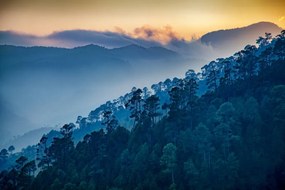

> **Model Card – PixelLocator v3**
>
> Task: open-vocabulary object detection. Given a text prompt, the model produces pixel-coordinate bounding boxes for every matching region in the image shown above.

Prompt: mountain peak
[118,44,146,50]
[200,21,283,57]
[203,22,282,37]
[74,44,106,50]
[247,21,281,28]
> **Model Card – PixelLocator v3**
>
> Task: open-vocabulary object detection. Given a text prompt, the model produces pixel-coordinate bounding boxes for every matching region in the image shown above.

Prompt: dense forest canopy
[0,31,285,190]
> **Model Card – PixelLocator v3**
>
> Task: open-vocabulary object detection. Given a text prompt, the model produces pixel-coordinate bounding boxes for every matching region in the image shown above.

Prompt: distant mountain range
[0,44,187,148]
[0,44,184,79]
[0,22,282,58]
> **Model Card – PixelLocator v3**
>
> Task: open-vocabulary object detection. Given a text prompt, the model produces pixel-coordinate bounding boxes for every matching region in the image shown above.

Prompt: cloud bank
[0,27,177,49]
[133,25,183,44]
[0,26,213,60]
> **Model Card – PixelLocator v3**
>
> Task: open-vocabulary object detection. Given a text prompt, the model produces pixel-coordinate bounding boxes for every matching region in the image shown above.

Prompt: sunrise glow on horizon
[0,0,285,41]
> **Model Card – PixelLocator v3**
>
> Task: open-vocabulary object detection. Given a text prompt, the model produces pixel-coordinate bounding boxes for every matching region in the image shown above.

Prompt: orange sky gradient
[0,0,284,41]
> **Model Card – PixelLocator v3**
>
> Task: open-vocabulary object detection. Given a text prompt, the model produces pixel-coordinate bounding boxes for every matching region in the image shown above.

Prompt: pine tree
[143,95,161,126]
[126,88,144,126]
[49,123,75,169]
[203,61,219,91]
[102,109,119,133]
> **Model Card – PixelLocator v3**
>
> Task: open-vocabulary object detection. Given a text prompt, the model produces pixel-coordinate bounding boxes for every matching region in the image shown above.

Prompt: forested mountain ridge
[0,31,285,190]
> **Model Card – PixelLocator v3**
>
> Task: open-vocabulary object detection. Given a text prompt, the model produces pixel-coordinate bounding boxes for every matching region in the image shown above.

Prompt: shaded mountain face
[200,22,283,57]
[0,44,187,147]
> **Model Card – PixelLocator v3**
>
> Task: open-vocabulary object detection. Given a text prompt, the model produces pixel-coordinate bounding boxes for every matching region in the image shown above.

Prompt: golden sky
[0,0,284,40]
